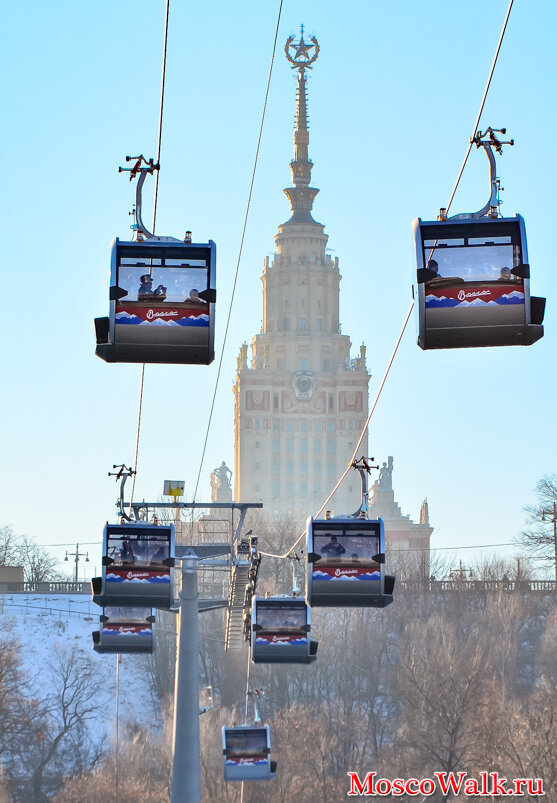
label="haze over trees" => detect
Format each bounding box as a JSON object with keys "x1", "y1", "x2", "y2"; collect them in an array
[{"x1": 1, "y1": 516, "x2": 556, "y2": 801}]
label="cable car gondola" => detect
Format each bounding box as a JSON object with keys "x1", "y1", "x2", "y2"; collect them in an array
[
  {"x1": 414, "y1": 128, "x2": 545, "y2": 349},
  {"x1": 92, "y1": 606, "x2": 154, "y2": 654},
  {"x1": 91, "y1": 521, "x2": 175, "y2": 610},
  {"x1": 251, "y1": 596, "x2": 318, "y2": 664},
  {"x1": 307, "y1": 516, "x2": 394, "y2": 608},
  {"x1": 95, "y1": 156, "x2": 216, "y2": 365},
  {"x1": 222, "y1": 725, "x2": 277, "y2": 782}
]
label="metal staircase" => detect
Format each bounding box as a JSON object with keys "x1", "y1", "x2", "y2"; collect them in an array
[{"x1": 225, "y1": 562, "x2": 250, "y2": 650}]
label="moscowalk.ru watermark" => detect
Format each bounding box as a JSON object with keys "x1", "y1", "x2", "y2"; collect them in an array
[{"x1": 347, "y1": 771, "x2": 545, "y2": 797}]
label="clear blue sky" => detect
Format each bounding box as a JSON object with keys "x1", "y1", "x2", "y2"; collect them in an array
[{"x1": 2, "y1": 0, "x2": 555, "y2": 578}]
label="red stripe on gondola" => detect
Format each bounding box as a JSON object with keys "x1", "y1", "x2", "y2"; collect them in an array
[
  {"x1": 116, "y1": 303, "x2": 208, "y2": 321},
  {"x1": 315, "y1": 565, "x2": 379, "y2": 578},
  {"x1": 426, "y1": 283, "x2": 523, "y2": 302},
  {"x1": 108, "y1": 568, "x2": 169, "y2": 580}
]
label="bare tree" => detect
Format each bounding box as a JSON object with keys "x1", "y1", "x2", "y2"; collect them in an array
[
  {"x1": 521, "y1": 474, "x2": 557, "y2": 580},
  {"x1": 0, "y1": 525, "x2": 22, "y2": 567},
  {"x1": 393, "y1": 614, "x2": 492, "y2": 786},
  {"x1": 15, "y1": 646, "x2": 107, "y2": 802},
  {"x1": 470, "y1": 553, "x2": 534, "y2": 583},
  {"x1": 17, "y1": 536, "x2": 59, "y2": 584},
  {"x1": 0, "y1": 628, "x2": 38, "y2": 766},
  {"x1": 53, "y1": 726, "x2": 170, "y2": 803}
]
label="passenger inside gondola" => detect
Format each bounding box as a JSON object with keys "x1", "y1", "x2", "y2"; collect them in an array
[
  {"x1": 186, "y1": 288, "x2": 208, "y2": 304},
  {"x1": 117, "y1": 260, "x2": 210, "y2": 305},
  {"x1": 314, "y1": 531, "x2": 380, "y2": 565},
  {"x1": 226, "y1": 729, "x2": 268, "y2": 758},
  {"x1": 138, "y1": 274, "x2": 154, "y2": 298},
  {"x1": 257, "y1": 605, "x2": 306, "y2": 631},
  {"x1": 120, "y1": 538, "x2": 135, "y2": 563},
  {"x1": 108, "y1": 533, "x2": 169, "y2": 568},
  {"x1": 320, "y1": 534, "x2": 346, "y2": 557},
  {"x1": 150, "y1": 545, "x2": 167, "y2": 566},
  {"x1": 423, "y1": 236, "x2": 522, "y2": 288}
]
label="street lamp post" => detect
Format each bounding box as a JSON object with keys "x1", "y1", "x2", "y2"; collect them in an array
[
  {"x1": 540, "y1": 501, "x2": 557, "y2": 583},
  {"x1": 64, "y1": 543, "x2": 90, "y2": 586}
]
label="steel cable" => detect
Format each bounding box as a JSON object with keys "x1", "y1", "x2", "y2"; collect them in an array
[
  {"x1": 191, "y1": 0, "x2": 285, "y2": 508},
  {"x1": 445, "y1": 0, "x2": 514, "y2": 216},
  {"x1": 128, "y1": 0, "x2": 171, "y2": 513}
]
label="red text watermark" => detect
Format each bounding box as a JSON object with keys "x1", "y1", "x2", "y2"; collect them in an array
[{"x1": 347, "y1": 771, "x2": 545, "y2": 797}]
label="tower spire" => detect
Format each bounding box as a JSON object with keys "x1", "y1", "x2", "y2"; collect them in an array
[{"x1": 284, "y1": 28, "x2": 320, "y2": 225}]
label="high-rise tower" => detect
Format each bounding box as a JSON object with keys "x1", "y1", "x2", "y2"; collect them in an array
[{"x1": 233, "y1": 30, "x2": 370, "y2": 520}]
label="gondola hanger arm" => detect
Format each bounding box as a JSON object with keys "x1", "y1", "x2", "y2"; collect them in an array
[
  {"x1": 442, "y1": 127, "x2": 514, "y2": 221},
  {"x1": 118, "y1": 155, "x2": 159, "y2": 240}
]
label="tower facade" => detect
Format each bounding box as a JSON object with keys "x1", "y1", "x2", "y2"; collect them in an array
[{"x1": 233, "y1": 32, "x2": 370, "y2": 520}]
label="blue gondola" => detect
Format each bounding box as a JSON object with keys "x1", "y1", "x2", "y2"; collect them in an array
[
  {"x1": 251, "y1": 596, "x2": 318, "y2": 664},
  {"x1": 222, "y1": 725, "x2": 277, "y2": 782},
  {"x1": 91, "y1": 522, "x2": 175, "y2": 610},
  {"x1": 95, "y1": 156, "x2": 216, "y2": 364},
  {"x1": 307, "y1": 516, "x2": 394, "y2": 608},
  {"x1": 414, "y1": 216, "x2": 544, "y2": 349},
  {"x1": 414, "y1": 128, "x2": 545, "y2": 349},
  {"x1": 92, "y1": 606, "x2": 154, "y2": 654},
  {"x1": 95, "y1": 237, "x2": 216, "y2": 364}
]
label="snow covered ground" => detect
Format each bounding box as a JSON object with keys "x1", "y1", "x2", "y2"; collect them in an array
[{"x1": 0, "y1": 593, "x2": 156, "y2": 743}]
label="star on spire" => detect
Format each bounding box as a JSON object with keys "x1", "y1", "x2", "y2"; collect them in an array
[
  {"x1": 285, "y1": 26, "x2": 320, "y2": 69},
  {"x1": 293, "y1": 34, "x2": 314, "y2": 61}
]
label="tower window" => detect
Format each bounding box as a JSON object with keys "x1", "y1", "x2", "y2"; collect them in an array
[{"x1": 283, "y1": 317, "x2": 290, "y2": 331}]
